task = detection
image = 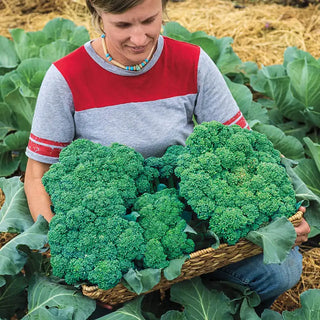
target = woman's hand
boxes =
[294,206,310,246]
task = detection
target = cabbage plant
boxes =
[0,18,90,177]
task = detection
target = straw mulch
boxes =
[271,246,320,313]
[0,0,319,66]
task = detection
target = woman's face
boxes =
[100,0,163,66]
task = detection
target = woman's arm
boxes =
[24,158,53,222]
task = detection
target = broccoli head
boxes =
[175,121,297,244]
[133,188,195,268]
[42,139,159,214]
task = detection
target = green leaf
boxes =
[225,76,253,109]
[163,256,188,281]
[191,37,221,62]
[161,310,186,320]
[275,121,310,143]
[304,137,320,173]
[239,298,261,320]
[170,277,234,320]
[250,65,286,97]
[215,37,242,75]
[287,58,320,111]
[97,296,146,320]
[22,275,96,320]
[282,289,320,319]
[250,66,306,123]
[9,28,49,61]
[42,17,90,46]
[4,88,36,130]
[0,36,19,70]
[0,274,27,319]
[0,216,48,276]
[40,39,78,63]
[162,21,191,41]
[203,280,260,319]
[246,217,296,264]
[282,158,320,232]
[294,159,320,198]
[123,268,161,295]
[269,77,306,123]
[253,123,305,160]
[16,58,51,97]
[0,176,34,232]
[0,147,20,177]
[4,130,30,151]
[0,70,19,99]
[224,77,269,124]
[239,61,259,78]
[283,46,318,68]
[0,103,14,139]
[261,309,283,319]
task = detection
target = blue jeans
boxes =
[204,246,302,314]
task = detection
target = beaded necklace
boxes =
[101,34,155,71]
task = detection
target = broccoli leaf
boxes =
[97,296,146,320]
[163,256,188,281]
[282,289,320,320]
[0,215,48,275]
[161,310,186,319]
[202,280,260,319]
[246,216,296,264]
[170,277,234,320]
[123,268,161,295]
[253,123,305,160]
[0,176,34,233]
[0,274,27,319]
[282,158,320,235]
[22,275,96,320]
[261,309,283,319]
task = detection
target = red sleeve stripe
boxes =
[30,133,70,147]
[27,139,64,158]
[223,110,242,125]
[223,111,250,129]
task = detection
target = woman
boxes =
[24,0,310,315]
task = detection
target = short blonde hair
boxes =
[86,0,168,34]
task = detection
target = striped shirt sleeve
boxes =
[27,133,70,159]
[223,110,250,130]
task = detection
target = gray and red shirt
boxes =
[26,35,249,163]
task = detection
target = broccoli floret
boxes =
[116,223,146,261]
[175,121,297,244]
[133,188,195,265]
[143,239,169,269]
[209,207,250,245]
[146,144,186,179]
[161,220,195,260]
[146,144,186,188]
[88,259,123,290]
[82,187,126,217]
[134,188,185,227]
[135,165,160,194]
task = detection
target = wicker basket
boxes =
[82,210,304,305]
